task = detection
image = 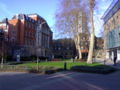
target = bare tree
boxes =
[55,0,89,59]
[86,0,96,64]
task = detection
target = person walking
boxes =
[64,62,67,71]
[113,56,117,66]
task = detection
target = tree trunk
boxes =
[87,7,95,64]
[1,57,3,68]
[74,34,82,60]
[78,46,82,59]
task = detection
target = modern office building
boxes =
[8,14,36,57]
[102,0,120,61]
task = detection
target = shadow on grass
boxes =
[70,65,119,74]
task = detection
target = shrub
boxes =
[21,56,31,61]
[8,62,23,65]
[30,55,37,61]
[56,68,64,72]
[52,59,62,61]
[54,55,63,59]
[44,67,64,74]
[39,56,48,60]
[0,56,14,61]
[45,70,55,74]
[27,68,39,73]
[71,65,117,74]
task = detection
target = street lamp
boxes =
[36,21,46,70]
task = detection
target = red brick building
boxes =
[28,14,53,58]
[0,14,53,59]
[9,14,36,46]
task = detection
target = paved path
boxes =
[0,71,120,90]
[94,58,120,69]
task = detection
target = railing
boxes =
[0,64,58,73]
[0,65,30,72]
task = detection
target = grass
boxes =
[3,61,117,74]
[19,61,102,70]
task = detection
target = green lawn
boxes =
[19,61,102,70]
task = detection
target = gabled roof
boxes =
[12,14,37,23]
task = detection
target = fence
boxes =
[0,65,30,72]
[0,64,59,73]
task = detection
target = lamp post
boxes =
[36,21,46,70]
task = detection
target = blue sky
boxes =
[0,0,113,38]
[94,0,113,37]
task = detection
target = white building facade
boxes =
[103,0,120,61]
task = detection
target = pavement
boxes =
[94,58,120,69]
[0,71,120,90]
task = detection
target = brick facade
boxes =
[0,14,53,60]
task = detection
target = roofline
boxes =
[27,13,44,19]
[102,0,119,19]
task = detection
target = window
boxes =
[29,32,31,37]
[26,16,28,20]
[31,24,33,29]
[27,23,29,28]
[85,42,88,45]
[27,40,29,46]
[5,35,8,41]
[67,47,69,50]
[81,46,84,49]
[25,31,27,36]
[26,23,27,27]
[80,42,83,46]
[27,32,29,37]
[29,23,31,28]
[58,47,61,50]
[11,30,15,41]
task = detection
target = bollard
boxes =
[64,62,67,71]
[37,57,39,71]
[104,59,106,65]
